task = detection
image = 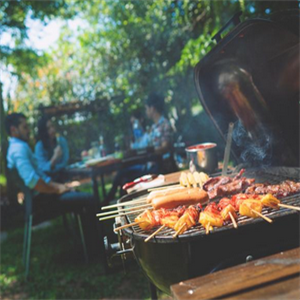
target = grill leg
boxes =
[149,281,158,300]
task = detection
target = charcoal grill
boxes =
[117,167,300,294]
[113,10,300,295]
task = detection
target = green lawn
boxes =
[1,215,172,299]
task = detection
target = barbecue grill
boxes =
[116,167,300,294]
[111,11,300,295]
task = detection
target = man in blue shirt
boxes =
[5,113,101,258]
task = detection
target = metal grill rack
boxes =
[120,167,300,239]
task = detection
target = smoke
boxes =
[232,120,274,166]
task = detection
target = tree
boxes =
[3,0,298,160]
[0,0,71,185]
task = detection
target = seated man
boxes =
[106,93,176,201]
[5,113,101,258]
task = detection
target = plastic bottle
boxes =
[99,135,106,157]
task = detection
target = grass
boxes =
[0,181,171,299]
[1,216,172,300]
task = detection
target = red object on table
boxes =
[122,174,158,190]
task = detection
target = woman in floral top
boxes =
[106,93,175,202]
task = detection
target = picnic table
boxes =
[62,152,163,203]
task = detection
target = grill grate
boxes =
[120,167,300,238]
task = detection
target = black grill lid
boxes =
[194,11,299,167]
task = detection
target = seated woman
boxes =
[35,116,69,180]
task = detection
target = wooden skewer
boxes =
[278,203,300,211]
[250,209,273,223]
[97,203,151,217]
[145,225,166,242]
[101,198,148,210]
[114,220,145,232]
[99,207,153,221]
[205,222,211,235]
[229,212,238,229]
[147,184,181,192]
[173,223,186,238]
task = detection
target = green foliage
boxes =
[2,0,298,161]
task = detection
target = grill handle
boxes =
[116,248,134,256]
[212,11,242,43]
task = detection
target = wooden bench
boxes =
[171,247,300,300]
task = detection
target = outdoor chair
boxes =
[6,169,89,279]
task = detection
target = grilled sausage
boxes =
[146,186,186,203]
[151,188,209,210]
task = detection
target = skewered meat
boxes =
[135,209,159,231]
[220,204,237,221]
[134,207,186,231]
[199,203,223,229]
[173,205,200,235]
[245,180,300,198]
[203,169,255,199]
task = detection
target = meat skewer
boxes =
[245,180,300,198]
[199,203,223,234]
[114,220,145,231]
[173,205,200,237]
[145,225,167,242]
[218,198,238,229]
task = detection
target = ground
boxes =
[0,211,172,300]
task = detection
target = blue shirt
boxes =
[34,136,69,174]
[6,137,51,189]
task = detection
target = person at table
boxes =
[35,115,69,179]
[5,113,102,258]
[129,110,150,150]
[106,93,175,201]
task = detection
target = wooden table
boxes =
[64,152,162,202]
[171,247,300,300]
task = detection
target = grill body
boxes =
[120,168,300,294]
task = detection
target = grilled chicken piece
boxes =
[160,215,179,229]
[173,206,199,235]
[199,202,223,229]
[220,204,237,221]
[135,209,159,231]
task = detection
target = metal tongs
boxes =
[122,174,158,190]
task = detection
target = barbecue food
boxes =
[151,188,209,210]
[260,194,281,209]
[134,207,186,231]
[220,204,237,221]
[199,203,223,230]
[239,199,263,218]
[135,209,160,231]
[180,171,209,188]
[245,180,300,198]
[147,186,186,203]
[203,169,255,199]
[173,205,200,235]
